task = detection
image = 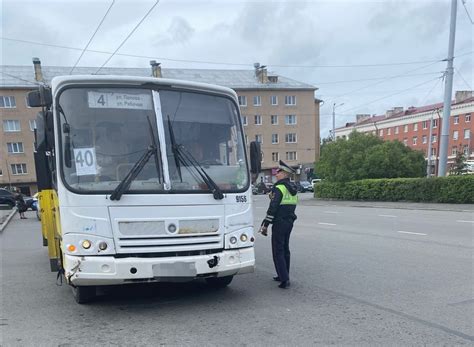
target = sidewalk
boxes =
[300,196,474,212]
[0,208,17,232]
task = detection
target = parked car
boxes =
[0,188,16,208]
[300,181,313,192]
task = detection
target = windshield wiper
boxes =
[109,145,156,201]
[167,115,182,182]
[110,117,162,201]
[167,119,224,200]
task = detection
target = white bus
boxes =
[29,75,261,303]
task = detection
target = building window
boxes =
[238,96,247,107]
[453,130,458,140]
[255,134,262,143]
[271,115,278,125]
[422,121,428,129]
[272,152,279,162]
[3,120,21,132]
[286,151,297,160]
[387,128,391,135]
[29,119,37,131]
[422,135,427,144]
[395,126,399,134]
[432,119,438,128]
[466,114,471,123]
[270,96,278,106]
[285,96,296,105]
[285,133,297,143]
[412,137,417,145]
[432,135,437,143]
[404,125,408,133]
[0,96,16,108]
[463,145,469,155]
[245,135,248,144]
[7,142,24,154]
[253,96,261,106]
[432,147,437,156]
[285,115,297,125]
[453,116,459,124]
[464,129,470,139]
[403,138,408,146]
[242,116,248,126]
[413,123,418,131]
[451,147,458,156]
[254,115,262,125]
[379,129,384,137]
[0,168,2,176]
[271,134,279,144]
[11,163,27,175]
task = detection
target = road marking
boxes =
[456,220,474,224]
[324,211,340,214]
[397,231,427,236]
[318,222,337,226]
[378,214,397,218]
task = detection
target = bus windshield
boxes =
[58,87,249,194]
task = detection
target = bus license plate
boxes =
[153,262,197,277]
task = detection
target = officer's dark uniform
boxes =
[261,162,298,287]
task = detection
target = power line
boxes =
[3,36,472,69]
[314,71,442,85]
[325,61,441,104]
[95,0,160,74]
[70,0,116,74]
[339,75,443,114]
[454,67,473,89]
[0,71,40,85]
[462,0,474,24]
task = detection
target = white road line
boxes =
[397,231,427,236]
[324,211,340,214]
[318,222,337,226]
[456,220,474,224]
[378,214,397,218]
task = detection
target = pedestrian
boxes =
[259,160,298,289]
[15,193,28,219]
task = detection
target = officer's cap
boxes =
[277,160,295,174]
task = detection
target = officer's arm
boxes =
[261,188,283,227]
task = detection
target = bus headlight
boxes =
[240,234,248,242]
[81,240,91,249]
[98,241,108,250]
[230,236,238,244]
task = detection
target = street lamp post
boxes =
[332,102,344,140]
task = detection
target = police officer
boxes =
[259,160,298,289]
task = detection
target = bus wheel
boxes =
[205,275,233,288]
[72,286,96,304]
[42,236,47,247]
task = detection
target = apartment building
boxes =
[0,61,320,192]
[335,91,474,175]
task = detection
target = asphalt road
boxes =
[1,195,473,346]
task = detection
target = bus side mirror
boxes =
[27,86,52,107]
[249,141,262,183]
[35,111,55,152]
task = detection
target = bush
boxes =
[314,176,474,204]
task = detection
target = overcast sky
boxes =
[1,0,473,137]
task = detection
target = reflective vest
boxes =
[276,185,298,205]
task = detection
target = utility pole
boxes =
[332,102,344,140]
[438,0,458,176]
[427,116,434,177]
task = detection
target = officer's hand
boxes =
[259,226,268,236]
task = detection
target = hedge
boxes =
[314,175,474,204]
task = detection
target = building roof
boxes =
[0,65,316,90]
[339,97,474,129]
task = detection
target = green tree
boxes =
[316,131,426,182]
[449,152,467,175]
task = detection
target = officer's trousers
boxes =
[271,220,293,282]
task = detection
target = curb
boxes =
[0,209,17,233]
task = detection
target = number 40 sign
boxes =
[73,148,97,176]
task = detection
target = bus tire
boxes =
[205,275,233,288]
[42,236,48,247]
[72,286,96,304]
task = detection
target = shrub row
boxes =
[314,175,474,204]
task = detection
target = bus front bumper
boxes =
[64,247,255,286]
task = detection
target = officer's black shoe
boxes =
[278,281,290,289]
[273,276,281,282]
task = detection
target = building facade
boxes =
[334,91,474,175]
[0,61,320,193]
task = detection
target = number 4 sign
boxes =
[73,148,97,176]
